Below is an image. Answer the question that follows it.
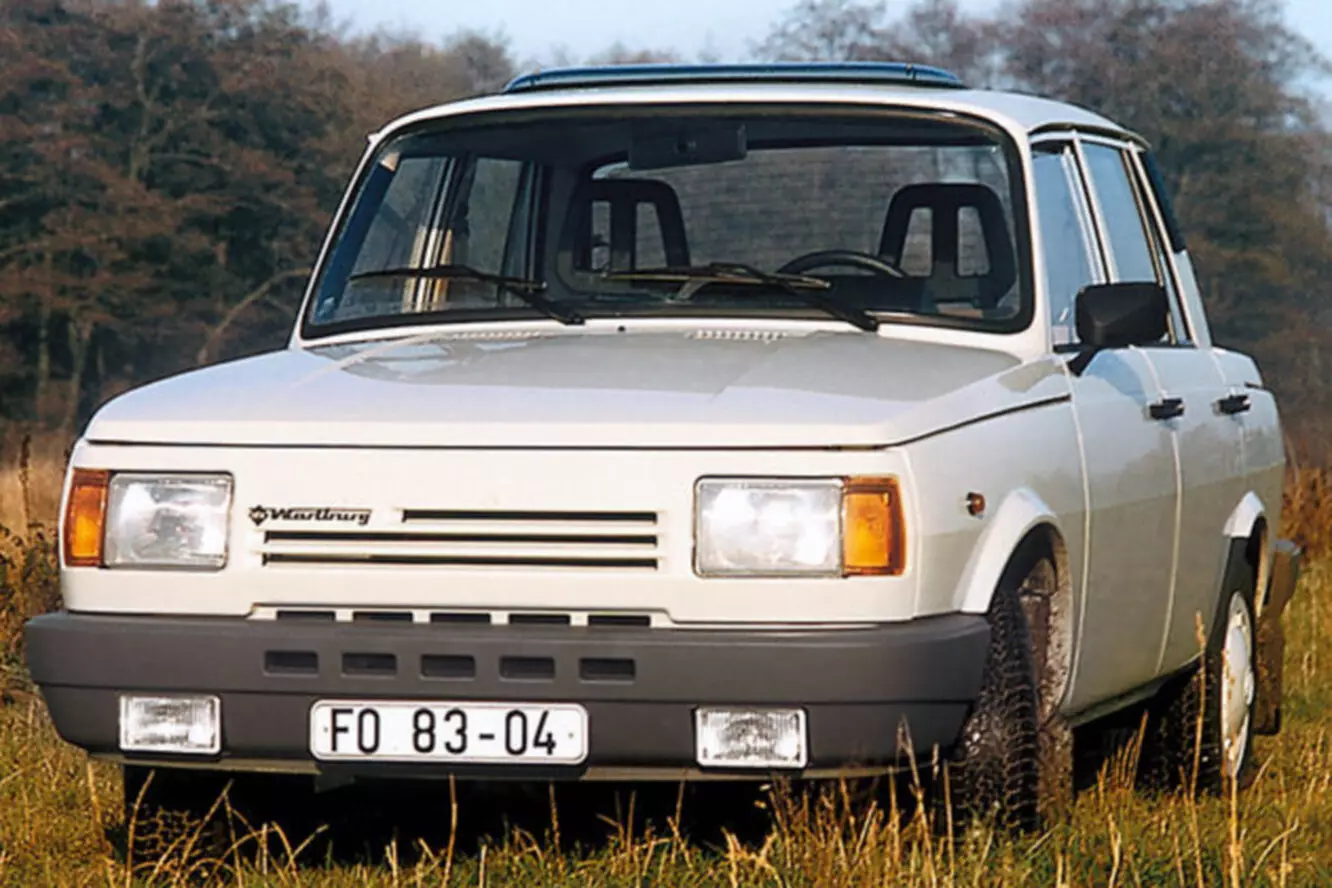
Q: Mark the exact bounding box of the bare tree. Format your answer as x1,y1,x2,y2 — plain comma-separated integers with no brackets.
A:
754,0,889,61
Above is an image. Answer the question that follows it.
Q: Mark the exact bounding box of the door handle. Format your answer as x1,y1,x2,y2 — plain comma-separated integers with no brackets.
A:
1149,397,1185,421
1216,393,1251,416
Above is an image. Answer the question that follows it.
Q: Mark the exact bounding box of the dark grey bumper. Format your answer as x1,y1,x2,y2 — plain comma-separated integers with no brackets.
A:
26,612,989,775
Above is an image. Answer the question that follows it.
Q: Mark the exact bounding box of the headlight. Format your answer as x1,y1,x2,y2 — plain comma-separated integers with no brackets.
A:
694,477,903,578
103,474,233,569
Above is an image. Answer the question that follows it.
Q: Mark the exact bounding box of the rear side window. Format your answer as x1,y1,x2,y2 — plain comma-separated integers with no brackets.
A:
1083,142,1189,343
1081,144,1158,284
1031,144,1098,346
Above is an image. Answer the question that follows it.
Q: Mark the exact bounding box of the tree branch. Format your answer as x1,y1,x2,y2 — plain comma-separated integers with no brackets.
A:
197,267,311,364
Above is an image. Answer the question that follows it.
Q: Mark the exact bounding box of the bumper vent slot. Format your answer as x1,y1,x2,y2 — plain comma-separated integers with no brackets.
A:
261,509,660,571
353,611,413,623
500,656,556,681
588,614,652,628
580,658,636,682
509,613,572,626
422,655,476,680
275,609,336,622
343,653,397,676
431,612,492,625
265,650,319,676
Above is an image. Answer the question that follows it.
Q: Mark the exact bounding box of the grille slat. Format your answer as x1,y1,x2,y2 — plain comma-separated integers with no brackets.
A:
403,509,656,524
259,508,661,571
265,553,659,569
266,531,658,546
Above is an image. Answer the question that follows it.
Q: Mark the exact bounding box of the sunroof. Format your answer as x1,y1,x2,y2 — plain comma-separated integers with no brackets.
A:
503,62,966,94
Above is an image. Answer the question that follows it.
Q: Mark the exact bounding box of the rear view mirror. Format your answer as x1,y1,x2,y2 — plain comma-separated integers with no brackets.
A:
1076,282,1169,347
629,123,747,170
1068,282,1169,375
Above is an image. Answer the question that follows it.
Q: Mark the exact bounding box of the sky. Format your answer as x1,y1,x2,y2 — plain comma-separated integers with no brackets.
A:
311,0,1332,73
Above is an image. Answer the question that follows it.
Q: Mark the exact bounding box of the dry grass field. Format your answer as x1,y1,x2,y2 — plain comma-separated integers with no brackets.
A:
4,435,1332,886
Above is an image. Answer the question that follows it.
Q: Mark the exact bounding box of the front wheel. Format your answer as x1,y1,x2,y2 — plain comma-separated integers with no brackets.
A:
120,766,313,863
120,766,234,862
937,549,1069,832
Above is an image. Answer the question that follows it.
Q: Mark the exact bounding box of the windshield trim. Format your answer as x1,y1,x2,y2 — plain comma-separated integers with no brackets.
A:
297,102,1035,342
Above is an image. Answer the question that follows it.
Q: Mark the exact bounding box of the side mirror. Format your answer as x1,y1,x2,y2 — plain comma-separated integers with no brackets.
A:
1068,282,1169,375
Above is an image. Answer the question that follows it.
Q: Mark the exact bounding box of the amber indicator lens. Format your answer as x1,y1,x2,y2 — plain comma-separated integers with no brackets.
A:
64,469,110,567
842,478,904,576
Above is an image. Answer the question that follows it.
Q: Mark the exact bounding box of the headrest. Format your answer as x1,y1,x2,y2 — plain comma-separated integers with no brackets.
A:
880,183,1016,308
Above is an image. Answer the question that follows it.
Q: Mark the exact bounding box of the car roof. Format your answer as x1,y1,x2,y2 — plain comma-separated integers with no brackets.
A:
376,63,1136,145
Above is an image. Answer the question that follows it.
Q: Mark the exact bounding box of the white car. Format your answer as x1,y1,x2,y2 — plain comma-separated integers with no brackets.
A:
27,62,1300,832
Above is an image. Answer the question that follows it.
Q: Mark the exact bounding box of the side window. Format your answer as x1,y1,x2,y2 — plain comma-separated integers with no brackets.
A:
1129,150,1191,342
342,155,452,320
352,156,450,277
1082,142,1187,341
415,157,527,312
1081,144,1159,283
1031,144,1099,346
444,157,526,273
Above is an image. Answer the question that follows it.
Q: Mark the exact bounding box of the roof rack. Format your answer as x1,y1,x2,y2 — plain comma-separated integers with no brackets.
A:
503,62,966,94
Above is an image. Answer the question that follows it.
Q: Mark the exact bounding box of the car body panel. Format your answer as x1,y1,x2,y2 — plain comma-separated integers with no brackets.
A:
86,322,1038,449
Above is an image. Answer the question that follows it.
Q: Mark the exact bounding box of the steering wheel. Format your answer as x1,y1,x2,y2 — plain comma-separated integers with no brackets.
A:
777,249,907,279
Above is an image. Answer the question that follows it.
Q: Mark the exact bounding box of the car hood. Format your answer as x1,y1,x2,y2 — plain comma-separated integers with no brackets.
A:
86,327,1066,448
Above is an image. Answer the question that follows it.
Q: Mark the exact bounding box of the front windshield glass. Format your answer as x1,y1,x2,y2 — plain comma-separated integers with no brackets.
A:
304,108,1029,336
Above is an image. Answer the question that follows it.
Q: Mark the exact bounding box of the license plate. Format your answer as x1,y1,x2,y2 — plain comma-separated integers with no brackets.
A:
309,700,589,765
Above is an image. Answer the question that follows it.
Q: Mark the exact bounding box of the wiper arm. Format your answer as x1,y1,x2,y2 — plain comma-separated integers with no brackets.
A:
605,262,878,332
347,263,584,326
604,264,827,289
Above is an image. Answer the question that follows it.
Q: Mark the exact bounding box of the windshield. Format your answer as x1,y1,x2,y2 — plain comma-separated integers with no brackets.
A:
304,108,1030,337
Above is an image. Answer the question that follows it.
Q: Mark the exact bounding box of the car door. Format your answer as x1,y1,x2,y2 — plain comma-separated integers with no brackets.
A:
1031,140,1179,710
1081,141,1245,673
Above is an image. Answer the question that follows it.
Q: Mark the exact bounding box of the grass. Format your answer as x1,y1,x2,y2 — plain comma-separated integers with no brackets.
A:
4,443,1332,884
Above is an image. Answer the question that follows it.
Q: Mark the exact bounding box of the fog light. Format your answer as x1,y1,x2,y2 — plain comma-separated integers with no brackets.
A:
119,695,221,754
695,707,807,769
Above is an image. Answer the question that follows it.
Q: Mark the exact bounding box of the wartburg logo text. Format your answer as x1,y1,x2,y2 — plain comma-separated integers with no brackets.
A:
248,506,372,527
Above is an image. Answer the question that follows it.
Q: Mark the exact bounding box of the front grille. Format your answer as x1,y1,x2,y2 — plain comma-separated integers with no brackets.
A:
258,509,661,571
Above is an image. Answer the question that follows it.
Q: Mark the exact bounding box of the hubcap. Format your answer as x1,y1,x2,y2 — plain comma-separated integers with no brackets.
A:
1220,593,1255,779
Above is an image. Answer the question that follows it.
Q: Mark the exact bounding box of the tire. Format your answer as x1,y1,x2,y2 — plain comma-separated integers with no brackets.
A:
1140,559,1258,794
120,766,235,863
939,549,1069,832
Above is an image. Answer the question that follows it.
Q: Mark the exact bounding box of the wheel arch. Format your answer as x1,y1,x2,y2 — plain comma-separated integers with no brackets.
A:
955,489,1076,713
955,488,1067,615
1222,492,1270,616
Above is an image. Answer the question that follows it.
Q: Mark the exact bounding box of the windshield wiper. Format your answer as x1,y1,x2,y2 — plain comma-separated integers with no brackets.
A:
347,264,584,326
604,262,879,332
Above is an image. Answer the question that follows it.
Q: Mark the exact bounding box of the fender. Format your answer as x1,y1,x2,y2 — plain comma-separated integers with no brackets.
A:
1222,491,1271,614
955,487,1063,614
1222,491,1266,542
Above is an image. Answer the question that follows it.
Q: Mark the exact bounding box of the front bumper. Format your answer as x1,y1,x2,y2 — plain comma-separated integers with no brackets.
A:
26,612,988,778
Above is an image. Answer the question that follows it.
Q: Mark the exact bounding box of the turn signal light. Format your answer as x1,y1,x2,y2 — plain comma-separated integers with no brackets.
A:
63,469,110,567
842,477,905,576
